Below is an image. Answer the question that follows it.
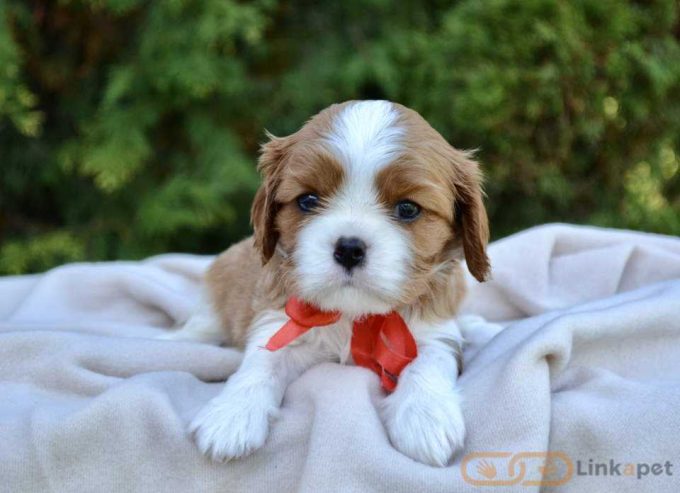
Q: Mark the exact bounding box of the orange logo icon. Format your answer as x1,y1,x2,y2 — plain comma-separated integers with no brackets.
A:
461,451,574,487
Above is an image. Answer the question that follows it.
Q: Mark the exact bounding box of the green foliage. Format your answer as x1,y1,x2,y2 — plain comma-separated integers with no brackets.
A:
0,231,84,275
1,0,679,274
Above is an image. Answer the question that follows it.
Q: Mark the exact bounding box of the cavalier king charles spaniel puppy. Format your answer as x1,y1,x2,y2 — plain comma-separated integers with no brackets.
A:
166,100,490,467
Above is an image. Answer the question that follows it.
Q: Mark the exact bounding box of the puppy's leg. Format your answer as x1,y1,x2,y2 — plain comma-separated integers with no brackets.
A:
380,318,465,467
158,291,225,344
190,309,327,461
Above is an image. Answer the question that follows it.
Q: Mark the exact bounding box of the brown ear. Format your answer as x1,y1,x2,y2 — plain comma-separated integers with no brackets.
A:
250,132,292,264
452,151,491,282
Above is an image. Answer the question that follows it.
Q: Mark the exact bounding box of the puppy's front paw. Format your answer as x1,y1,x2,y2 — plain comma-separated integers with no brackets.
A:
381,389,465,467
189,389,277,462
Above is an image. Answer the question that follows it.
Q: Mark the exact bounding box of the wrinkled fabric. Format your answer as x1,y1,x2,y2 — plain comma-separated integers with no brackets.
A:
1,224,679,492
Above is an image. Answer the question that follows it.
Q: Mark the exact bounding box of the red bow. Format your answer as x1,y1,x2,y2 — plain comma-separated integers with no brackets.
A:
265,297,417,392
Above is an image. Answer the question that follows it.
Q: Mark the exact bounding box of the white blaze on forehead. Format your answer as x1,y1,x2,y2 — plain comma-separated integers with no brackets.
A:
325,100,404,176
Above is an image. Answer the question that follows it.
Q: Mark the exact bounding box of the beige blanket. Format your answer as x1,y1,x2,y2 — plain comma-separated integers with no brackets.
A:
1,224,679,492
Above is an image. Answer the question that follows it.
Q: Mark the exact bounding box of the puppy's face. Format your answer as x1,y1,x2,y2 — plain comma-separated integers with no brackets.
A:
252,101,489,317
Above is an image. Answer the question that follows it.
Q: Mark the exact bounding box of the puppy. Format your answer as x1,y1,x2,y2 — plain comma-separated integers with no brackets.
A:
169,100,490,467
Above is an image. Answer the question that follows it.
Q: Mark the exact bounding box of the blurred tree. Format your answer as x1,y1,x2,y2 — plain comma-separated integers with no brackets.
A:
1,0,678,274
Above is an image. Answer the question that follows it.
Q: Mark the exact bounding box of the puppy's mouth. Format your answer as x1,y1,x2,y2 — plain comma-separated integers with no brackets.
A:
301,279,398,318
339,271,362,287
335,269,385,294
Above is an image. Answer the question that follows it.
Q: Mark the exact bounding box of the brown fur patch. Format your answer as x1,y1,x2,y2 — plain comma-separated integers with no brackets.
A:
376,161,453,222
372,103,491,319
204,237,264,348
276,151,345,203
393,103,490,283
251,103,350,263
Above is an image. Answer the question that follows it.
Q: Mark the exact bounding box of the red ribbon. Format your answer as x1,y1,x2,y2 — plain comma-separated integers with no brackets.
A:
265,297,417,392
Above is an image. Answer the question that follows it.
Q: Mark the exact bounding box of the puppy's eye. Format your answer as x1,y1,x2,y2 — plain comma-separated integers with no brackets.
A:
394,200,421,222
297,193,320,212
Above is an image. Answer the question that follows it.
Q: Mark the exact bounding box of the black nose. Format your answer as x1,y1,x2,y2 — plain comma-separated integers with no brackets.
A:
333,237,366,271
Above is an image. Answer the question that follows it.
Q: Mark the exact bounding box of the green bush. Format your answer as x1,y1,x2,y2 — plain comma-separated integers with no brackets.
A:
1,0,679,274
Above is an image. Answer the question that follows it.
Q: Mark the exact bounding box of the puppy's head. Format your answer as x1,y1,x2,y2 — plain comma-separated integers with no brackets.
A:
252,101,489,317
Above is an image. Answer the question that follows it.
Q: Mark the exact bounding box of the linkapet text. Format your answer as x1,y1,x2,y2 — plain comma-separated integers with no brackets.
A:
577,458,673,480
